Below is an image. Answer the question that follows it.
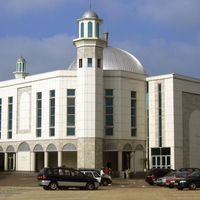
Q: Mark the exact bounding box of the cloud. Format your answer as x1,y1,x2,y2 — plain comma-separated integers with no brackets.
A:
0,0,65,14
0,34,76,81
113,38,200,78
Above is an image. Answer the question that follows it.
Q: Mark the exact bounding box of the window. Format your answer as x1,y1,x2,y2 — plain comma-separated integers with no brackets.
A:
67,89,75,136
87,58,92,68
0,98,2,139
151,147,171,168
8,97,13,139
158,83,162,147
131,91,137,137
97,59,101,68
49,90,55,137
96,23,99,37
105,89,113,136
81,22,84,37
79,59,83,68
88,22,93,37
36,92,42,137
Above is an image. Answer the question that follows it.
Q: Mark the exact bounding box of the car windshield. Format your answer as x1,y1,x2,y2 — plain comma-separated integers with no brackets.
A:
190,171,200,177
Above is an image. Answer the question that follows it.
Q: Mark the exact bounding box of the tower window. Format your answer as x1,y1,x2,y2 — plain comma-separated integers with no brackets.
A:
105,89,114,136
67,89,75,136
79,59,83,68
97,59,101,68
81,22,84,38
96,23,100,37
87,58,92,68
88,22,93,37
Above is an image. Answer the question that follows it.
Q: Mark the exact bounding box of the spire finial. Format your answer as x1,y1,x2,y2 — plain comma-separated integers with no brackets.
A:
89,0,92,10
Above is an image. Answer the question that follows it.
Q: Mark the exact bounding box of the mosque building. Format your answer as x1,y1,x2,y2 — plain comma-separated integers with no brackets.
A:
0,10,200,174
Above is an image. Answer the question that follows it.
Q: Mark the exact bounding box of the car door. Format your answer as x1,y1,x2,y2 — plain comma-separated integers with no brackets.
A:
70,169,87,187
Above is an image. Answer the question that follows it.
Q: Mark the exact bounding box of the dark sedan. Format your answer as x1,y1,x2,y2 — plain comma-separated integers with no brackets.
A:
176,171,200,190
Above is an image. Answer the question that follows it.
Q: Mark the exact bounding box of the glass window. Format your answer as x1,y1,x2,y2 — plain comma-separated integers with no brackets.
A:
96,23,99,37
97,59,101,68
36,92,42,137
7,97,13,139
88,22,93,37
79,59,83,68
87,58,92,68
81,22,84,37
49,90,55,136
67,89,75,136
131,91,137,137
105,89,114,136
158,83,162,147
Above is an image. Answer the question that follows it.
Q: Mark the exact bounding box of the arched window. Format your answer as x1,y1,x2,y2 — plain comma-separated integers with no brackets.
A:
96,23,99,37
81,22,84,38
88,22,93,37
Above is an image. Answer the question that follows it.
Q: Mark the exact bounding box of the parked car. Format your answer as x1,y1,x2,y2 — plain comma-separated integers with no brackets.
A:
79,169,112,186
156,171,190,188
176,171,200,190
145,168,173,185
37,167,99,190
178,168,200,173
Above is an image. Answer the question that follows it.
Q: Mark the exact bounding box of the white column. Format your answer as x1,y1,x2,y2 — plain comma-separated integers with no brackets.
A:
4,153,8,171
44,151,48,168
58,151,62,167
30,152,35,171
118,151,122,173
15,153,18,171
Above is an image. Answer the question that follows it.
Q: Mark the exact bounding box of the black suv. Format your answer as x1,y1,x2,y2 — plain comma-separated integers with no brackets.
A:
37,167,99,190
145,168,173,185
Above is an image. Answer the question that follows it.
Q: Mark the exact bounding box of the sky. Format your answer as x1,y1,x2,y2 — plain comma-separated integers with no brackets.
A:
0,0,200,81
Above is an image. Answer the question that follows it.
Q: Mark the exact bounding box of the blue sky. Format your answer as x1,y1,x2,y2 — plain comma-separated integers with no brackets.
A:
0,0,200,81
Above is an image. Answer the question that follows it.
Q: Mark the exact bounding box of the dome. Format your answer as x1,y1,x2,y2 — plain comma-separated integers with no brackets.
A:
17,56,26,63
68,47,145,74
82,10,99,19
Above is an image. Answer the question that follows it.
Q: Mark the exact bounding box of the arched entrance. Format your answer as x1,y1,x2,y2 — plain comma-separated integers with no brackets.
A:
62,143,77,168
122,144,132,171
6,145,16,171
0,146,4,171
33,144,44,172
46,144,58,167
17,142,31,171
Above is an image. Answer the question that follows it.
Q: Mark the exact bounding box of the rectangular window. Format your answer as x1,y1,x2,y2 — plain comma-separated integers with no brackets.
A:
97,59,101,68
131,91,137,137
105,89,113,136
151,147,171,168
36,92,42,137
49,90,55,137
7,97,13,139
87,58,92,68
0,98,2,139
158,83,162,147
67,89,75,136
79,59,82,68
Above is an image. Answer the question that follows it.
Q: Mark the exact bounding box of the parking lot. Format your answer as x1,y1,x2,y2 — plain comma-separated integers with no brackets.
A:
0,173,200,200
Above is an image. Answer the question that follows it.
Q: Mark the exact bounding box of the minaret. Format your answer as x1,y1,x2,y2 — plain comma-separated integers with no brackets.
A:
73,10,107,169
14,56,29,79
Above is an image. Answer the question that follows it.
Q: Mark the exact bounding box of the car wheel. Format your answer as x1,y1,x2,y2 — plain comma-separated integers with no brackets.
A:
49,182,58,190
86,183,95,190
43,186,49,190
189,183,196,190
102,180,108,186
178,188,184,190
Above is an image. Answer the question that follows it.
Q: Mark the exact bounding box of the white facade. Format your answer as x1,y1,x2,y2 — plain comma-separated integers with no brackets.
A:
0,10,146,175
1,10,199,174
147,74,200,170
